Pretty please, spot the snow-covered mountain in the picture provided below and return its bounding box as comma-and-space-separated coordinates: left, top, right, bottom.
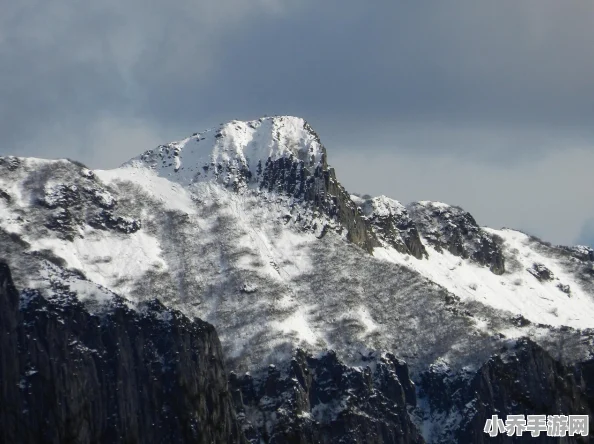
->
1, 116, 593, 442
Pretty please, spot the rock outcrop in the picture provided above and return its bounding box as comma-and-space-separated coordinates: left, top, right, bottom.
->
261, 154, 378, 252
3, 115, 594, 444
407, 201, 505, 274
0, 262, 243, 444
3, 258, 594, 443
354, 196, 427, 259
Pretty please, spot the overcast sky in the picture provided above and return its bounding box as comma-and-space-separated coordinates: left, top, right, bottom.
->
1, 0, 593, 246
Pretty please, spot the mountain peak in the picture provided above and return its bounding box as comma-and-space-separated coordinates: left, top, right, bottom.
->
123, 116, 326, 188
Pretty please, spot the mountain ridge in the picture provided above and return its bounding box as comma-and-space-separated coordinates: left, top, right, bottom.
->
1, 116, 593, 335
1, 116, 594, 442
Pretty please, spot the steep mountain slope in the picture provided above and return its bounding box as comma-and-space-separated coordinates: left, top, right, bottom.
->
1, 116, 593, 442
0, 262, 243, 444
3, 260, 593, 444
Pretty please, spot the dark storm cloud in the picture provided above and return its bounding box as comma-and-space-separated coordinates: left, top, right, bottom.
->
0, 0, 593, 244
147, 1, 594, 129
0, 0, 299, 158
4, 0, 594, 153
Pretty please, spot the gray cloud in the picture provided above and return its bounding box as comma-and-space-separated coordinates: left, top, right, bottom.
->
1, 0, 593, 245
196, 1, 594, 127
577, 219, 594, 248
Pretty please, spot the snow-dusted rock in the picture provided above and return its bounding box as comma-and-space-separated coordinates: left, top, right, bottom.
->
354, 195, 427, 259
407, 201, 505, 274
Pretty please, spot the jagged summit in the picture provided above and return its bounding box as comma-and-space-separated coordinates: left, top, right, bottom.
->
124, 116, 327, 189
121, 115, 378, 251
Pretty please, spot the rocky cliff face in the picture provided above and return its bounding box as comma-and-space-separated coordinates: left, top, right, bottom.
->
0, 262, 243, 444
3, 258, 594, 443
130, 116, 379, 253
227, 337, 594, 443
418, 338, 593, 443
259, 151, 378, 252
230, 349, 423, 444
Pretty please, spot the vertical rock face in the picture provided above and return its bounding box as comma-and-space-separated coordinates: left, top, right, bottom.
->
4, 257, 594, 443
419, 338, 594, 443
254, 121, 378, 252
0, 263, 20, 443
4, 116, 594, 444
260, 154, 378, 252
230, 349, 424, 444
576, 358, 594, 413
0, 262, 243, 444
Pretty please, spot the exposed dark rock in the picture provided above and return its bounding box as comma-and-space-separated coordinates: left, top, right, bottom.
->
557, 245, 594, 262
407, 202, 505, 274
0, 263, 20, 444
130, 119, 380, 252
356, 196, 427, 259
27, 167, 135, 239
230, 349, 424, 444
89, 210, 141, 234
39, 184, 81, 209
0, 188, 11, 202
575, 358, 594, 412
444, 293, 460, 306
44, 207, 84, 240
256, 123, 378, 252
0, 156, 21, 171
419, 338, 593, 443
511, 314, 532, 327
82, 186, 116, 209
36, 182, 86, 240
0, 262, 244, 444
527, 262, 555, 281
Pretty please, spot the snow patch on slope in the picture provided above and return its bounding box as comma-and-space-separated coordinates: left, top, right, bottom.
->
375, 227, 594, 329
29, 226, 166, 297
272, 306, 319, 346
352, 194, 408, 220
95, 167, 198, 215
